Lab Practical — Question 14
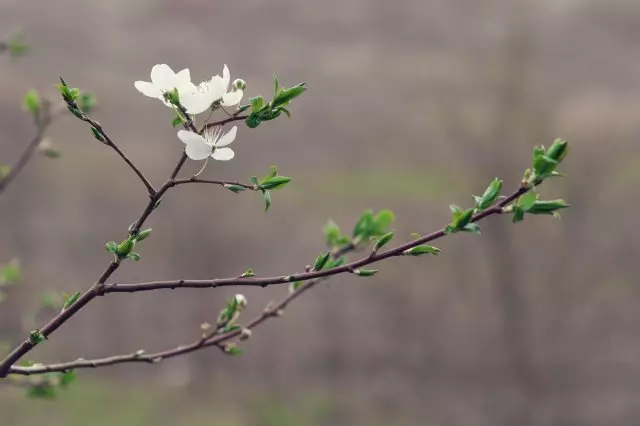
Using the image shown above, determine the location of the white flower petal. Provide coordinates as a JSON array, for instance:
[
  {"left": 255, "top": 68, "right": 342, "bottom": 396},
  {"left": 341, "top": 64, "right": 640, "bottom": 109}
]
[
  {"left": 134, "top": 81, "right": 162, "bottom": 98},
  {"left": 222, "top": 65, "right": 231, "bottom": 88},
  {"left": 181, "top": 91, "right": 213, "bottom": 115},
  {"left": 151, "top": 64, "right": 176, "bottom": 91},
  {"left": 177, "top": 129, "right": 206, "bottom": 146},
  {"left": 211, "top": 147, "right": 234, "bottom": 161},
  {"left": 175, "top": 68, "right": 191, "bottom": 84},
  {"left": 201, "top": 76, "right": 226, "bottom": 101},
  {"left": 215, "top": 126, "right": 237, "bottom": 147},
  {"left": 221, "top": 89, "right": 243, "bottom": 106}
]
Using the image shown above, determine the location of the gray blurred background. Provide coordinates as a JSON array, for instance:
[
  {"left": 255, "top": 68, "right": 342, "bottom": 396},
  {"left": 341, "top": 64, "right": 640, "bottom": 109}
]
[{"left": 1, "top": 0, "right": 639, "bottom": 425}]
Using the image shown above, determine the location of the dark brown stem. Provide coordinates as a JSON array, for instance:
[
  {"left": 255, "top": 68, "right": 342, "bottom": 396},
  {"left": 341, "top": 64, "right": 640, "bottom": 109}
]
[
  {"left": 103, "top": 184, "right": 530, "bottom": 294},
  {"left": 4, "top": 183, "right": 533, "bottom": 377},
  {"left": 0, "top": 103, "right": 60, "bottom": 199},
  {"left": 203, "top": 114, "right": 248, "bottom": 131},
  {"left": 0, "top": 145, "right": 193, "bottom": 376},
  {"left": 80, "top": 117, "right": 156, "bottom": 195},
  {"left": 8, "top": 247, "right": 351, "bottom": 376},
  {"left": 171, "top": 178, "right": 257, "bottom": 191}
]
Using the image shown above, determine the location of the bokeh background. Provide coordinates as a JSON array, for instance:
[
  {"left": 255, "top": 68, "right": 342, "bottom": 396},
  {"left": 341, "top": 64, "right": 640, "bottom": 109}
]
[{"left": 1, "top": 0, "right": 639, "bottom": 425}]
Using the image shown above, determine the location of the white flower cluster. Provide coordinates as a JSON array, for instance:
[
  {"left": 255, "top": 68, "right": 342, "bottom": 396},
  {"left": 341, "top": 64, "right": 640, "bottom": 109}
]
[{"left": 135, "top": 64, "right": 244, "bottom": 162}]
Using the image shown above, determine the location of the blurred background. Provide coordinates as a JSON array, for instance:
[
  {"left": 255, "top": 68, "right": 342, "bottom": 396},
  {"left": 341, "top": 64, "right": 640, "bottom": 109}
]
[{"left": 1, "top": 0, "right": 639, "bottom": 425}]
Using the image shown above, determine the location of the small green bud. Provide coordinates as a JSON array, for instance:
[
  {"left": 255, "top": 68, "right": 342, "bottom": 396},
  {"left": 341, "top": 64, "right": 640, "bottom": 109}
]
[
  {"left": 224, "top": 184, "right": 246, "bottom": 193},
  {"left": 126, "top": 252, "right": 141, "bottom": 262},
  {"left": 241, "top": 269, "right": 256, "bottom": 278},
  {"left": 234, "top": 294, "right": 248, "bottom": 309},
  {"left": 62, "top": 291, "right": 81, "bottom": 311},
  {"left": 260, "top": 176, "right": 292, "bottom": 191},
  {"left": 352, "top": 269, "right": 378, "bottom": 277},
  {"left": 403, "top": 245, "right": 441, "bottom": 256},
  {"left": 22, "top": 89, "right": 40, "bottom": 117},
  {"left": 313, "top": 252, "right": 331, "bottom": 271},
  {"left": 526, "top": 199, "right": 570, "bottom": 215},
  {"left": 546, "top": 139, "right": 569, "bottom": 163},
  {"left": 373, "top": 232, "right": 394, "bottom": 252},
  {"left": 135, "top": 228, "right": 152, "bottom": 242},
  {"left": 29, "top": 330, "right": 46, "bottom": 345},
  {"left": 116, "top": 238, "right": 135, "bottom": 258},
  {"left": 245, "top": 113, "right": 262, "bottom": 128},
  {"left": 233, "top": 79, "right": 247, "bottom": 90},
  {"left": 476, "top": 178, "right": 503, "bottom": 210}
]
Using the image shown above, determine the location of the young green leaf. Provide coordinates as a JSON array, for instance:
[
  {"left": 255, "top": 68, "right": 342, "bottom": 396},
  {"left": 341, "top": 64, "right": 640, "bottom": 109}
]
[
  {"left": 90, "top": 126, "right": 105, "bottom": 142},
  {"left": 105, "top": 241, "right": 117, "bottom": 254},
  {"left": 353, "top": 210, "right": 374, "bottom": 239},
  {"left": 126, "top": 252, "right": 141, "bottom": 262},
  {"left": 116, "top": 238, "right": 135, "bottom": 258},
  {"left": 223, "top": 324, "right": 242, "bottom": 334},
  {"left": 135, "top": 228, "right": 152, "bottom": 242},
  {"left": 22, "top": 89, "right": 40, "bottom": 117},
  {"left": 263, "top": 190, "right": 272, "bottom": 211},
  {"left": 250, "top": 96, "right": 265, "bottom": 112},
  {"left": 461, "top": 223, "right": 481, "bottom": 235},
  {"left": 225, "top": 345, "right": 243, "bottom": 356},
  {"left": 546, "top": 139, "right": 569, "bottom": 163},
  {"left": 526, "top": 199, "right": 570, "bottom": 216},
  {"left": 353, "top": 269, "right": 378, "bottom": 277},
  {"left": 260, "top": 176, "right": 292, "bottom": 191},
  {"left": 404, "top": 245, "right": 441, "bottom": 256},
  {"left": 328, "top": 256, "right": 347, "bottom": 268},
  {"left": 373, "top": 232, "right": 394, "bottom": 251},
  {"left": 0, "top": 259, "right": 21, "bottom": 285},
  {"left": 273, "top": 83, "right": 307, "bottom": 107},
  {"left": 62, "top": 291, "right": 81, "bottom": 311},
  {"left": 29, "top": 330, "right": 46, "bottom": 345},
  {"left": 42, "top": 148, "right": 62, "bottom": 159},
  {"left": 517, "top": 191, "right": 537, "bottom": 212},
  {"left": 224, "top": 184, "right": 247, "bottom": 193},
  {"left": 323, "top": 220, "right": 344, "bottom": 247},
  {"left": 58, "top": 370, "right": 76, "bottom": 388},
  {"left": 451, "top": 208, "right": 474, "bottom": 231},
  {"left": 313, "top": 252, "right": 331, "bottom": 271},
  {"left": 171, "top": 116, "right": 183, "bottom": 128},
  {"left": 241, "top": 268, "right": 256, "bottom": 278},
  {"left": 476, "top": 178, "right": 503, "bottom": 210},
  {"left": 77, "top": 92, "right": 97, "bottom": 113},
  {"left": 512, "top": 207, "right": 525, "bottom": 223}
]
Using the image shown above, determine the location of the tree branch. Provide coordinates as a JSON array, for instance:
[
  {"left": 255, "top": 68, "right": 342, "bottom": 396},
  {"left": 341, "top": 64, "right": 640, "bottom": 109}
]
[
  {"left": 65, "top": 99, "right": 156, "bottom": 195},
  {"left": 170, "top": 177, "right": 258, "bottom": 190},
  {"left": 0, "top": 96, "right": 215, "bottom": 376},
  {"left": 103, "top": 183, "right": 530, "bottom": 294},
  {"left": 0, "top": 103, "right": 60, "bottom": 199},
  {"left": 8, "top": 250, "right": 348, "bottom": 376}
]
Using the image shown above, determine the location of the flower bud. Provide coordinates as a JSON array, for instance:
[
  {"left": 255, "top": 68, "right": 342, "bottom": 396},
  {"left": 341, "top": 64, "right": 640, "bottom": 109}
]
[
  {"left": 234, "top": 294, "right": 247, "bottom": 309},
  {"left": 240, "top": 328, "right": 252, "bottom": 341},
  {"left": 233, "top": 79, "right": 246, "bottom": 91}
]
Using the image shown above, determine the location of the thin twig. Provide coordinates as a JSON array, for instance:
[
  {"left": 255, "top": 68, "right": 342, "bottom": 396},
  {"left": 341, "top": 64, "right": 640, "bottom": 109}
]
[
  {"left": 203, "top": 114, "right": 248, "bottom": 131},
  {"left": 65, "top": 98, "right": 156, "bottom": 195},
  {"left": 8, "top": 250, "right": 350, "bottom": 376},
  {"left": 171, "top": 178, "right": 258, "bottom": 190},
  {"left": 0, "top": 103, "right": 61, "bottom": 199},
  {"left": 103, "top": 184, "right": 530, "bottom": 294},
  {"left": 0, "top": 106, "right": 198, "bottom": 375},
  {"left": 3, "top": 180, "right": 533, "bottom": 377}
]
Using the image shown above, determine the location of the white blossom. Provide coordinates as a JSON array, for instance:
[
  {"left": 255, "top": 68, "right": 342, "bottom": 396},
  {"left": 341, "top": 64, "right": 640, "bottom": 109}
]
[
  {"left": 134, "top": 64, "right": 196, "bottom": 107},
  {"left": 176, "top": 126, "right": 237, "bottom": 161},
  {"left": 180, "top": 65, "right": 244, "bottom": 115}
]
